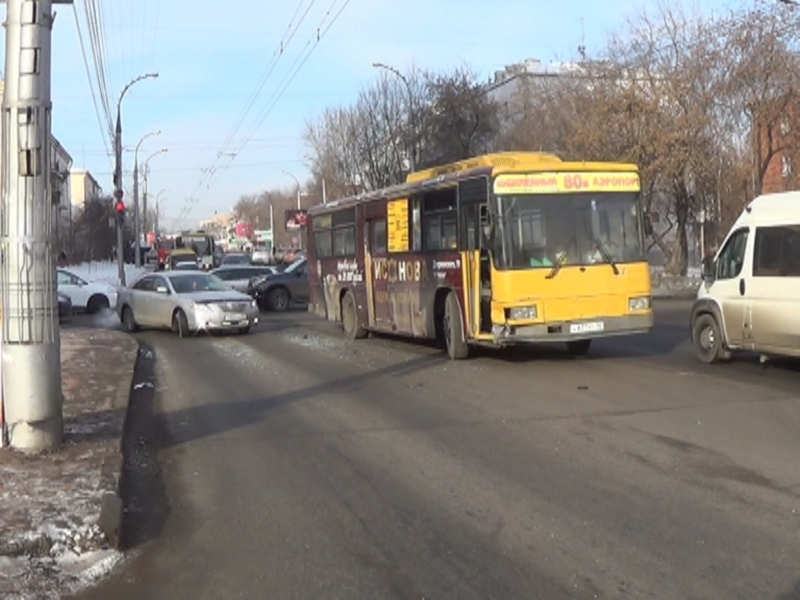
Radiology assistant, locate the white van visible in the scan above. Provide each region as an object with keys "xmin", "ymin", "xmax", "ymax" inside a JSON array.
[{"xmin": 690, "ymin": 191, "xmax": 800, "ymax": 363}]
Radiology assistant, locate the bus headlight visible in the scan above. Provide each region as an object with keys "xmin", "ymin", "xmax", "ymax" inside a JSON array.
[
  {"xmin": 629, "ymin": 296, "xmax": 652, "ymax": 311},
  {"xmin": 507, "ymin": 306, "xmax": 538, "ymax": 321}
]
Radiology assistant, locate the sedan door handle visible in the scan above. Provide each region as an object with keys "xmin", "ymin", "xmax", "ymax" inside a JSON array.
[{"xmin": 739, "ymin": 278, "xmax": 746, "ymax": 296}]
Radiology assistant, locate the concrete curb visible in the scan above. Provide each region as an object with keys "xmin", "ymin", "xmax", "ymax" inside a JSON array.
[{"xmin": 96, "ymin": 334, "xmax": 140, "ymax": 550}]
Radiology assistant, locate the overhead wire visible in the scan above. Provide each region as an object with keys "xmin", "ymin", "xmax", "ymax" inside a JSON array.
[
  {"xmin": 71, "ymin": 3, "xmax": 112, "ymax": 166},
  {"xmin": 184, "ymin": 0, "xmax": 352, "ymax": 217}
]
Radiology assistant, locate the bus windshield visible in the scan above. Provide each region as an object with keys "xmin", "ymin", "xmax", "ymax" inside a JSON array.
[
  {"xmin": 178, "ymin": 235, "xmax": 212, "ymax": 257},
  {"xmin": 493, "ymin": 192, "xmax": 644, "ymax": 270}
]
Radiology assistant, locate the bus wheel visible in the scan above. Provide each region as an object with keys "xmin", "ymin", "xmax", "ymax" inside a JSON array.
[
  {"xmin": 566, "ymin": 339, "xmax": 592, "ymax": 356},
  {"xmin": 443, "ymin": 291, "xmax": 469, "ymax": 360},
  {"xmin": 342, "ymin": 290, "xmax": 366, "ymax": 340}
]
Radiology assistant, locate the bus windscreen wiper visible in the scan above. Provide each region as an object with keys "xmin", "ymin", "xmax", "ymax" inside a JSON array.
[
  {"xmin": 545, "ymin": 249, "xmax": 568, "ymax": 279},
  {"xmin": 590, "ymin": 234, "xmax": 620, "ymax": 275},
  {"xmin": 582, "ymin": 214, "xmax": 620, "ymax": 275}
]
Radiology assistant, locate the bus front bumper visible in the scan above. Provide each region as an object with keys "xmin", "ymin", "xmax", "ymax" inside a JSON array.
[{"xmin": 491, "ymin": 313, "xmax": 654, "ymax": 344}]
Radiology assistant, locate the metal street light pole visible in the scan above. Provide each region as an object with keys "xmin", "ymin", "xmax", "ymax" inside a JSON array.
[
  {"xmin": 114, "ymin": 72, "xmax": 158, "ymax": 285},
  {"xmin": 143, "ymin": 149, "xmax": 168, "ymax": 246},
  {"xmin": 0, "ymin": 0, "xmax": 73, "ymax": 451},
  {"xmin": 372, "ymin": 62, "xmax": 416, "ymax": 172},
  {"xmin": 133, "ymin": 130, "xmax": 160, "ymax": 267},
  {"xmin": 282, "ymin": 170, "xmax": 303, "ymax": 250}
]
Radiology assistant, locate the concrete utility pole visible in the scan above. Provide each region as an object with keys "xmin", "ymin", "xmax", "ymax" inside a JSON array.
[
  {"xmin": 113, "ymin": 73, "xmax": 158, "ymax": 285},
  {"xmin": 1, "ymin": 0, "xmax": 73, "ymax": 451},
  {"xmin": 133, "ymin": 130, "xmax": 160, "ymax": 267},
  {"xmin": 372, "ymin": 62, "xmax": 416, "ymax": 172}
]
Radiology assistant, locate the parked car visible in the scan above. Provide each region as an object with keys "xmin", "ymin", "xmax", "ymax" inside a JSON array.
[
  {"xmin": 57, "ymin": 291, "xmax": 72, "ymax": 320},
  {"xmin": 691, "ymin": 190, "xmax": 800, "ymax": 363},
  {"xmin": 211, "ymin": 265, "xmax": 279, "ymax": 293},
  {"xmin": 174, "ymin": 261, "xmax": 200, "ymax": 271},
  {"xmin": 220, "ymin": 252, "xmax": 251, "ymax": 266},
  {"xmin": 251, "ymin": 243, "xmax": 272, "ymax": 265},
  {"xmin": 117, "ymin": 271, "xmax": 259, "ymax": 337},
  {"xmin": 247, "ymin": 257, "xmax": 308, "ymax": 311},
  {"xmin": 167, "ymin": 248, "xmax": 198, "ymax": 270},
  {"xmin": 56, "ymin": 269, "xmax": 118, "ymax": 313}
]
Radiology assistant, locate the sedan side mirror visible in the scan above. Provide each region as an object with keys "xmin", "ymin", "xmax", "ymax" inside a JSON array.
[{"xmin": 155, "ymin": 286, "xmax": 169, "ymax": 294}]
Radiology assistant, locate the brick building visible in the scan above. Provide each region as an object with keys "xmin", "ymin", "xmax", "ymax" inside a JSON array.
[{"xmin": 758, "ymin": 101, "xmax": 799, "ymax": 194}]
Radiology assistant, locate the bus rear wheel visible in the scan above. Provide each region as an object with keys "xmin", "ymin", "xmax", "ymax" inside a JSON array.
[
  {"xmin": 342, "ymin": 290, "xmax": 366, "ymax": 340},
  {"xmin": 443, "ymin": 291, "xmax": 469, "ymax": 360}
]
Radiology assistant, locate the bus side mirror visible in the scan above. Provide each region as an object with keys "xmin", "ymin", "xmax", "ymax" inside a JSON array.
[{"xmin": 643, "ymin": 213, "xmax": 654, "ymax": 236}]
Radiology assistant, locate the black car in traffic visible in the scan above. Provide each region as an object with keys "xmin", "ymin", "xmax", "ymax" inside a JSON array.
[{"xmin": 247, "ymin": 258, "xmax": 309, "ymax": 311}]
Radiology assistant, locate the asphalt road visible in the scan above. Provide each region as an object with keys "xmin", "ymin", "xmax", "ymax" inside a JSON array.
[{"xmin": 72, "ymin": 300, "xmax": 800, "ymax": 600}]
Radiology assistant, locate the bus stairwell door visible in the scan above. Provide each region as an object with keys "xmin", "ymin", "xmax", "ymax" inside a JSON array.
[{"xmin": 458, "ymin": 179, "xmax": 489, "ymax": 337}]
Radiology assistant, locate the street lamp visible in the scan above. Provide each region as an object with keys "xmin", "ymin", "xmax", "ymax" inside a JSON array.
[
  {"xmin": 133, "ymin": 129, "xmax": 161, "ymax": 267},
  {"xmin": 114, "ymin": 72, "xmax": 158, "ymax": 284},
  {"xmin": 282, "ymin": 170, "xmax": 302, "ymax": 210},
  {"xmin": 372, "ymin": 62, "xmax": 416, "ymax": 172},
  {"xmin": 143, "ymin": 149, "xmax": 168, "ymax": 242}
]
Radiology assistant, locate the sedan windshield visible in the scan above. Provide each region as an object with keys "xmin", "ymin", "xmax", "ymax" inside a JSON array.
[
  {"xmin": 493, "ymin": 192, "xmax": 644, "ymax": 270},
  {"xmin": 171, "ymin": 274, "xmax": 230, "ymax": 294}
]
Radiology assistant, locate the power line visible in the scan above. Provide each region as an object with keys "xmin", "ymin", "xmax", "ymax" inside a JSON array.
[{"xmin": 71, "ymin": 3, "xmax": 111, "ymax": 166}]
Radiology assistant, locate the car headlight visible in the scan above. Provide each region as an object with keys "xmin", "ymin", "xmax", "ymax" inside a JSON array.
[
  {"xmin": 507, "ymin": 306, "xmax": 538, "ymax": 321},
  {"xmin": 629, "ymin": 296, "xmax": 652, "ymax": 311},
  {"xmin": 193, "ymin": 303, "xmax": 213, "ymax": 317}
]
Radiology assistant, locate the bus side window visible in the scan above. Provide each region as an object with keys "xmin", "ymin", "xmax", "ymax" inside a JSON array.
[
  {"xmin": 411, "ymin": 198, "xmax": 422, "ymax": 251},
  {"xmin": 372, "ymin": 219, "xmax": 387, "ymax": 254}
]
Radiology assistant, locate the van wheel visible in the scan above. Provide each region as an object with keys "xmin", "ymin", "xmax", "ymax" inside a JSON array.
[
  {"xmin": 341, "ymin": 290, "xmax": 366, "ymax": 340},
  {"xmin": 443, "ymin": 291, "xmax": 469, "ymax": 360},
  {"xmin": 693, "ymin": 314, "xmax": 730, "ymax": 364}
]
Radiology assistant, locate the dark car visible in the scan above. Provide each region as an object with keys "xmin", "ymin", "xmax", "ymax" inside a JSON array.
[
  {"xmin": 58, "ymin": 291, "xmax": 72, "ymax": 320},
  {"xmin": 211, "ymin": 265, "xmax": 278, "ymax": 293},
  {"xmin": 220, "ymin": 252, "xmax": 251, "ymax": 266},
  {"xmin": 247, "ymin": 258, "xmax": 308, "ymax": 311}
]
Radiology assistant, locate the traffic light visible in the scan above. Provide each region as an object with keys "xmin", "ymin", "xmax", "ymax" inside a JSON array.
[{"xmin": 114, "ymin": 189, "xmax": 126, "ymax": 222}]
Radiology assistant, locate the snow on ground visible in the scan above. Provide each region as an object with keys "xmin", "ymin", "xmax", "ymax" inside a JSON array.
[{"xmin": 63, "ymin": 261, "xmax": 148, "ymax": 288}]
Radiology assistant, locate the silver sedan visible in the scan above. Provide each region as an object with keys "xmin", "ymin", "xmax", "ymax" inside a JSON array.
[{"xmin": 117, "ymin": 271, "xmax": 260, "ymax": 336}]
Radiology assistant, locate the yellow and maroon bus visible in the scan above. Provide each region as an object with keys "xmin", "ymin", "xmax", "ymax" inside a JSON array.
[{"xmin": 307, "ymin": 152, "xmax": 653, "ymax": 359}]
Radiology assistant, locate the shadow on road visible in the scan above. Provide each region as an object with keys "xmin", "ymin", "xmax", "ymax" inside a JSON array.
[
  {"xmin": 777, "ymin": 579, "xmax": 800, "ymax": 600},
  {"xmin": 157, "ymin": 351, "xmax": 445, "ymax": 451},
  {"xmin": 118, "ymin": 343, "xmax": 172, "ymax": 550}
]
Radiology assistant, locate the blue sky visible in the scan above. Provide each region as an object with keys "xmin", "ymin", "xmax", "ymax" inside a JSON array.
[{"xmin": 6, "ymin": 0, "xmax": 748, "ymax": 230}]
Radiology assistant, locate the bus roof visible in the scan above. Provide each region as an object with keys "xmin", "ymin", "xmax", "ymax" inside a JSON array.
[
  {"xmin": 308, "ymin": 151, "xmax": 639, "ymax": 217},
  {"xmin": 406, "ymin": 152, "xmax": 638, "ymax": 183}
]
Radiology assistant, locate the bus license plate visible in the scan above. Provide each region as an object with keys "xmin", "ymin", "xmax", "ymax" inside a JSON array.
[{"xmin": 570, "ymin": 321, "xmax": 604, "ymax": 334}]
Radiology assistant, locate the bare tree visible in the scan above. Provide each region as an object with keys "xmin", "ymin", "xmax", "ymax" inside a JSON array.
[{"xmin": 420, "ymin": 66, "xmax": 500, "ymax": 168}]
